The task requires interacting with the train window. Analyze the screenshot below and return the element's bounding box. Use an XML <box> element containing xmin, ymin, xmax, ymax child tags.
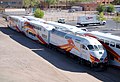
<box><xmin>98</xmin><ymin>45</ymin><xmax>103</xmax><ymax>50</ymax></box>
<box><xmin>99</xmin><ymin>39</ymin><xmax>104</xmax><ymax>42</ymax></box>
<box><xmin>94</xmin><ymin>45</ymin><xmax>99</xmax><ymax>51</ymax></box>
<box><xmin>116</xmin><ymin>43</ymin><xmax>120</xmax><ymax>49</ymax></box>
<box><xmin>110</xmin><ymin>42</ymin><xmax>115</xmax><ymax>47</ymax></box>
<box><xmin>105</xmin><ymin>40</ymin><xmax>109</xmax><ymax>45</ymax></box>
<box><xmin>65</xmin><ymin>36</ymin><xmax>72</xmax><ymax>39</ymax></box>
<box><xmin>82</xmin><ymin>45</ymin><xmax>88</xmax><ymax>50</ymax></box>
<box><xmin>75</xmin><ymin>39</ymin><xmax>81</xmax><ymax>43</ymax></box>
<box><xmin>87</xmin><ymin>45</ymin><xmax>94</xmax><ymax>50</ymax></box>
<box><xmin>42</xmin><ymin>34</ymin><xmax>47</xmax><ymax>39</ymax></box>
<box><xmin>29</xmin><ymin>32</ymin><xmax>36</xmax><ymax>36</ymax></box>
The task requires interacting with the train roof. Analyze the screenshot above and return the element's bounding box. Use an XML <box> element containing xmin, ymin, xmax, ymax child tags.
<box><xmin>10</xmin><ymin>16</ymin><xmax>28</xmax><ymax>21</ymax></box>
<box><xmin>90</xmin><ymin>31</ymin><xmax>120</xmax><ymax>41</ymax></box>
<box><xmin>23</xmin><ymin>16</ymin><xmax>46</xmax><ymax>22</ymax></box>
<box><xmin>47</xmin><ymin>21</ymin><xmax>85</xmax><ymax>33</ymax></box>
<box><xmin>29</xmin><ymin>21</ymin><xmax>55</xmax><ymax>31</ymax></box>
<box><xmin>52</xmin><ymin>29</ymin><xmax>101</xmax><ymax>45</ymax></box>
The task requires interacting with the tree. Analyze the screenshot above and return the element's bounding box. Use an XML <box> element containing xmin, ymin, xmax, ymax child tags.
<box><xmin>96</xmin><ymin>4</ymin><xmax>106</xmax><ymax>13</ymax></box>
<box><xmin>34</xmin><ymin>8</ymin><xmax>44</xmax><ymax>18</ymax></box>
<box><xmin>112</xmin><ymin>0</ymin><xmax>120</xmax><ymax>5</ymax></box>
<box><xmin>45</xmin><ymin>0</ymin><xmax>59</xmax><ymax>8</ymax></box>
<box><xmin>107</xmin><ymin>4</ymin><xmax>115</xmax><ymax>13</ymax></box>
<box><xmin>98</xmin><ymin>12</ymin><xmax>106</xmax><ymax>21</ymax></box>
<box><xmin>23</xmin><ymin>0</ymin><xmax>40</xmax><ymax>8</ymax></box>
<box><xmin>69</xmin><ymin>0</ymin><xmax>94</xmax><ymax>2</ymax></box>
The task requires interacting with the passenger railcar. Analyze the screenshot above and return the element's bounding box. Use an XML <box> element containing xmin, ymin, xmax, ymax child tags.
<box><xmin>7</xmin><ymin>16</ymin><xmax>108</xmax><ymax>69</ymax></box>
<box><xmin>84</xmin><ymin>31</ymin><xmax>120</xmax><ymax>68</ymax></box>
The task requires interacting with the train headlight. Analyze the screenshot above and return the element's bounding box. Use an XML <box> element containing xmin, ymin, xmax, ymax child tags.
<box><xmin>104</xmin><ymin>57</ymin><xmax>108</xmax><ymax>62</ymax></box>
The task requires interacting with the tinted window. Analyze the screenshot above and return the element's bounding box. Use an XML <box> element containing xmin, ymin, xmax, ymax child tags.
<box><xmin>65</xmin><ymin>36</ymin><xmax>72</xmax><ymax>39</ymax></box>
<box><xmin>116</xmin><ymin>43</ymin><xmax>120</xmax><ymax>49</ymax></box>
<box><xmin>94</xmin><ymin>45</ymin><xmax>99</xmax><ymax>51</ymax></box>
<box><xmin>105</xmin><ymin>40</ymin><xmax>109</xmax><ymax>45</ymax></box>
<box><xmin>29</xmin><ymin>32</ymin><xmax>36</xmax><ymax>36</ymax></box>
<box><xmin>99</xmin><ymin>39</ymin><xmax>104</xmax><ymax>43</ymax></box>
<box><xmin>75</xmin><ymin>39</ymin><xmax>81</xmax><ymax>43</ymax></box>
<box><xmin>98</xmin><ymin>45</ymin><xmax>103</xmax><ymax>50</ymax></box>
<box><xmin>87</xmin><ymin>45</ymin><xmax>94</xmax><ymax>50</ymax></box>
<box><xmin>82</xmin><ymin>45</ymin><xmax>88</xmax><ymax>50</ymax></box>
<box><xmin>110</xmin><ymin>42</ymin><xmax>115</xmax><ymax>47</ymax></box>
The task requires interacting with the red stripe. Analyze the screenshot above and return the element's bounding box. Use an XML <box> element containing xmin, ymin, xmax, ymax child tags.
<box><xmin>36</xmin><ymin>35</ymin><xmax>47</xmax><ymax>44</ymax></box>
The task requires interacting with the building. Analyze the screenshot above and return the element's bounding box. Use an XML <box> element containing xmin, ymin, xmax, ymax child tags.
<box><xmin>96</xmin><ymin>0</ymin><xmax>114</xmax><ymax>4</ymax></box>
<box><xmin>80</xmin><ymin>0</ymin><xmax>114</xmax><ymax>11</ymax></box>
<box><xmin>0</xmin><ymin>0</ymin><xmax>23</xmax><ymax>8</ymax></box>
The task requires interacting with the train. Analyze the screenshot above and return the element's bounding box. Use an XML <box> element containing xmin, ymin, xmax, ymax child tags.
<box><xmin>45</xmin><ymin>20</ymin><xmax>120</xmax><ymax>68</ymax></box>
<box><xmin>7</xmin><ymin>16</ymin><xmax>108</xmax><ymax>69</ymax></box>
<box><xmin>83</xmin><ymin>31</ymin><xmax>120</xmax><ymax>68</ymax></box>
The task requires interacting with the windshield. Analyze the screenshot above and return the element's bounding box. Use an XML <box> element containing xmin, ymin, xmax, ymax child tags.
<box><xmin>87</xmin><ymin>45</ymin><xmax>94</xmax><ymax>50</ymax></box>
<box><xmin>87</xmin><ymin>45</ymin><xmax>101</xmax><ymax>51</ymax></box>
<box><xmin>98</xmin><ymin>45</ymin><xmax>103</xmax><ymax>50</ymax></box>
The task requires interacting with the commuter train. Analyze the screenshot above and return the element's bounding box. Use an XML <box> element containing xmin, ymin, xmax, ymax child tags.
<box><xmin>43</xmin><ymin>20</ymin><xmax>120</xmax><ymax>68</ymax></box>
<box><xmin>7</xmin><ymin>16</ymin><xmax>108</xmax><ymax>68</ymax></box>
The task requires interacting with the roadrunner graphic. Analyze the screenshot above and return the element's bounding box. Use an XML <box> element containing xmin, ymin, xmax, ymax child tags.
<box><xmin>24</xmin><ymin>22</ymin><xmax>47</xmax><ymax>44</ymax></box>
<box><xmin>59</xmin><ymin>39</ymin><xmax>80</xmax><ymax>52</ymax></box>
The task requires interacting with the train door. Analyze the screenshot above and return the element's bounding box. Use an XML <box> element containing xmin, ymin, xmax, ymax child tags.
<box><xmin>80</xmin><ymin>44</ymin><xmax>89</xmax><ymax>60</ymax></box>
<box><xmin>18</xmin><ymin>20</ymin><xmax>22</xmax><ymax>32</ymax></box>
<box><xmin>37</xmin><ymin>26</ymin><xmax>48</xmax><ymax>44</ymax></box>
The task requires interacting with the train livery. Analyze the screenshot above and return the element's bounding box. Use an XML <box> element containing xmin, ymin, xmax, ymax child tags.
<box><xmin>42</xmin><ymin>20</ymin><xmax>120</xmax><ymax>68</ymax></box>
<box><xmin>84</xmin><ymin>31</ymin><xmax>120</xmax><ymax>68</ymax></box>
<box><xmin>7</xmin><ymin>16</ymin><xmax>108</xmax><ymax>68</ymax></box>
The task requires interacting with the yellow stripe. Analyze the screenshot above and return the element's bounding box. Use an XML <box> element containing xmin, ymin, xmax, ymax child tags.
<box><xmin>60</xmin><ymin>45</ymin><xmax>70</xmax><ymax>49</ymax></box>
<box><xmin>66</xmin><ymin>47</ymin><xmax>72</xmax><ymax>51</ymax></box>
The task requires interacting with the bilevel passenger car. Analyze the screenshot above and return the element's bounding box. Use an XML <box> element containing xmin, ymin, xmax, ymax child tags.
<box><xmin>7</xmin><ymin>16</ymin><xmax>28</xmax><ymax>32</ymax></box>
<box><xmin>23</xmin><ymin>16</ymin><xmax>46</xmax><ymax>22</ymax></box>
<box><xmin>22</xmin><ymin>21</ymin><xmax>55</xmax><ymax>44</ymax></box>
<box><xmin>83</xmin><ymin>31</ymin><xmax>120</xmax><ymax>68</ymax></box>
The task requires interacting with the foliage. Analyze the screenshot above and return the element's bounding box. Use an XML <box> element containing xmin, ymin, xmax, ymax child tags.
<box><xmin>107</xmin><ymin>4</ymin><xmax>115</xmax><ymax>13</ymax></box>
<box><xmin>69</xmin><ymin>0</ymin><xmax>94</xmax><ymax>2</ymax></box>
<box><xmin>98</xmin><ymin>12</ymin><xmax>106</xmax><ymax>21</ymax></box>
<box><xmin>45</xmin><ymin>0</ymin><xmax>59</xmax><ymax>5</ymax></box>
<box><xmin>23</xmin><ymin>0</ymin><xmax>40</xmax><ymax>8</ymax></box>
<box><xmin>96</xmin><ymin>4</ymin><xmax>106</xmax><ymax>13</ymax></box>
<box><xmin>112</xmin><ymin>0</ymin><xmax>120</xmax><ymax>5</ymax></box>
<box><xmin>34</xmin><ymin>8</ymin><xmax>44</xmax><ymax>18</ymax></box>
<box><xmin>113</xmin><ymin>16</ymin><xmax>120</xmax><ymax>23</ymax></box>
<box><xmin>45</xmin><ymin>0</ymin><xmax>59</xmax><ymax>8</ymax></box>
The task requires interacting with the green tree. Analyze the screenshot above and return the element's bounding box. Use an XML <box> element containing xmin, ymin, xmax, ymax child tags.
<box><xmin>96</xmin><ymin>4</ymin><xmax>106</xmax><ymax>13</ymax></box>
<box><xmin>107</xmin><ymin>4</ymin><xmax>115</xmax><ymax>13</ymax></box>
<box><xmin>34</xmin><ymin>8</ymin><xmax>44</xmax><ymax>18</ymax></box>
<box><xmin>112</xmin><ymin>0</ymin><xmax>120</xmax><ymax>5</ymax></box>
<box><xmin>45</xmin><ymin>0</ymin><xmax>59</xmax><ymax>8</ymax></box>
<box><xmin>98</xmin><ymin>12</ymin><xmax>106</xmax><ymax>21</ymax></box>
<box><xmin>69</xmin><ymin>0</ymin><xmax>94</xmax><ymax>2</ymax></box>
<box><xmin>23</xmin><ymin>0</ymin><xmax>40</xmax><ymax>8</ymax></box>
